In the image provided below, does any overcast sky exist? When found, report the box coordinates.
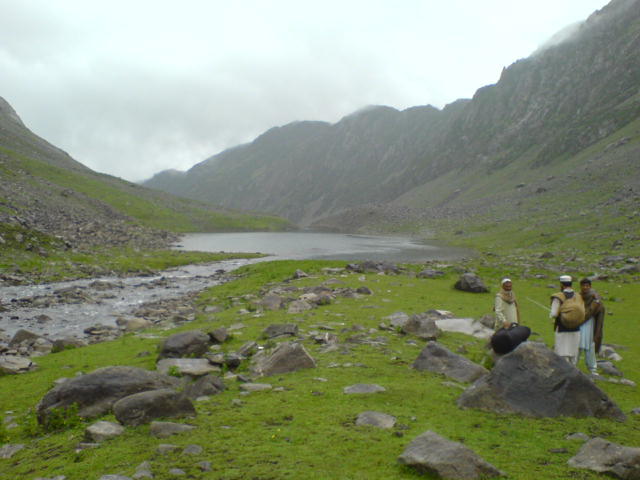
[0,0,609,182]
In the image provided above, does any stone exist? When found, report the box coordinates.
[157,444,180,454]
[0,443,25,459]
[98,476,132,480]
[37,366,179,422]
[344,384,386,394]
[346,261,399,274]
[157,330,211,360]
[51,337,87,353]
[398,431,505,479]
[356,411,396,429]
[293,269,308,279]
[250,342,316,377]
[0,355,36,374]
[568,437,640,479]
[133,461,153,479]
[150,421,196,438]
[260,294,284,311]
[454,273,489,293]
[85,420,125,442]
[183,374,225,399]
[183,444,203,455]
[356,286,373,295]
[384,312,410,329]
[435,317,494,339]
[417,269,445,279]
[401,314,441,341]
[239,383,273,392]
[208,327,229,344]
[566,432,590,442]
[121,318,152,332]
[598,360,623,377]
[262,323,299,339]
[412,342,488,383]
[287,300,313,314]
[156,358,220,377]
[457,342,626,420]
[113,389,196,426]
[9,329,42,346]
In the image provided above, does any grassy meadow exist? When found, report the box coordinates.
[1,258,639,479]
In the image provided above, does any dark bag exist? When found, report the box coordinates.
[491,324,531,355]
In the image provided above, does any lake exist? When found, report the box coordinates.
[174,232,472,262]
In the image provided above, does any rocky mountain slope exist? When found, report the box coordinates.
[0,97,291,251]
[143,0,640,230]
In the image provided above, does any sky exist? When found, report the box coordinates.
[0,0,610,182]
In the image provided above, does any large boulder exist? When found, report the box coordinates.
[402,314,441,340]
[37,366,179,423]
[398,431,505,479]
[457,342,626,421]
[157,330,211,360]
[250,342,316,377]
[412,342,488,383]
[568,437,640,479]
[113,389,196,426]
[454,273,489,293]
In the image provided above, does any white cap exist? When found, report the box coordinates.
[559,275,572,283]
[501,278,512,285]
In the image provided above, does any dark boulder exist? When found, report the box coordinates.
[412,341,488,383]
[398,430,505,479]
[157,330,211,360]
[454,273,489,293]
[37,366,179,423]
[457,342,626,421]
[113,389,196,426]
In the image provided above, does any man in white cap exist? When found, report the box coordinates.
[550,275,584,364]
[494,278,520,330]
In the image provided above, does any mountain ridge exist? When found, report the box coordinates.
[143,0,640,229]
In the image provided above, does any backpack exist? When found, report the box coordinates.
[553,292,586,329]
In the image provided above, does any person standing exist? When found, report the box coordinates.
[494,278,520,330]
[579,278,605,374]
[550,275,583,364]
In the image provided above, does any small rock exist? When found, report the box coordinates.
[343,384,386,394]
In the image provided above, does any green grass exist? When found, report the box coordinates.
[1,260,638,479]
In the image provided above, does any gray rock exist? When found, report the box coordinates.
[262,323,299,339]
[0,355,36,374]
[344,384,386,394]
[402,314,441,340]
[457,342,626,421]
[85,420,125,442]
[598,360,623,376]
[0,443,25,459]
[356,411,396,429]
[239,383,273,392]
[568,437,640,479]
[9,329,42,346]
[156,358,220,377]
[98,476,132,480]
[385,312,410,329]
[293,269,309,279]
[632,408,640,416]
[113,389,196,426]
[157,444,180,454]
[149,421,196,438]
[566,432,590,442]
[120,318,152,332]
[197,461,212,472]
[435,317,494,339]
[168,469,186,476]
[417,269,445,279]
[260,294,284,311]
[398,431,505,479]
[250,342,316,377]
[287,300,313,314]
[183,374,225,399]
[412,341,488,383]
[37,366,179,422]
[356,286,373,295]
[454,273,489,293]
[183,444,203,455]
[133,461,153,479]
[51,337,87,353]
[157,330,211,360]
[208,327,229,344]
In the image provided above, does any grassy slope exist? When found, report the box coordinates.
[1,260,638,479]
[1,145,292,233]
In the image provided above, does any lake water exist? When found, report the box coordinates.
[174,232,472,263]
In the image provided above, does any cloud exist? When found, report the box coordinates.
[0,0,609,181]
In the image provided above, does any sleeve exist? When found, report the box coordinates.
[495,295,506,324]
[549,298,560,318]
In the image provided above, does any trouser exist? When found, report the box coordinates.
[578,342,597,373]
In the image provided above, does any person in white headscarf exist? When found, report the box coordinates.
[550,275,581,364]
[494,278,520,330]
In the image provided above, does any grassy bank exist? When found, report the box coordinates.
[1,260,638,479]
